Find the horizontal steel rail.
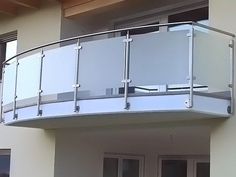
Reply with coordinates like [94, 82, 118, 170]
[192, 22, 235, 37]
[3, 21, 235, 65]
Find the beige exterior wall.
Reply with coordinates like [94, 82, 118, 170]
[209, 1, 236, 177]
[0, 125, 55, 177]
[0, 0, 62, 53]
[0, 1, 62, 177]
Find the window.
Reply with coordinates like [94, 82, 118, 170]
[103, 154, 144, 177]
[0, 31, 17, 79]
[0, 150, 11, 177]
[159, 156, 209, 177]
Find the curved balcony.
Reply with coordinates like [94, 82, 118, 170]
[1, 22, 235, 128]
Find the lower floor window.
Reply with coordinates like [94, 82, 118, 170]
[103, 154, 144, 177]
[160, 156, 210, 177]
[0, 150, 11, 177]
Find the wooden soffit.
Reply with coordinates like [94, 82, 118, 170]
[61, 0, 126, 18]
[0, 0, 40, 16]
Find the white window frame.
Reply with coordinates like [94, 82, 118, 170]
[158, 155, 209, 177]
[104, 153, 145, 177]
[0, 149, 10, 156]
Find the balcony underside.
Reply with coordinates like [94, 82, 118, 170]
[3, 91, 230, 129]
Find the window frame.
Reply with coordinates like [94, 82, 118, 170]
[158, 155, 210, 177]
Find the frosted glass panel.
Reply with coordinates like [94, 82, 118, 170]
[79, 37, 124, 98]
[193, 30, 231, 94]
[130, 31, 189, 90]
[42, 45, 77, 95]
[17, 53, 41, 100]
[3, 62, 16, 105]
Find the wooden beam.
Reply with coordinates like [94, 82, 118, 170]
[64, 0, 125, 18]
[62, 0, 93, 9]
[0, 1, 17, 16]
[8, 0, 40, 9]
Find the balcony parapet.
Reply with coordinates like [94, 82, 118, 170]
[1, 21, 235, 128]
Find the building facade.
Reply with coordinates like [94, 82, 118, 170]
[0, 0, 235, 177]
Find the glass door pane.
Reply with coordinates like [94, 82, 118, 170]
[196, 162, 210, 177]
[122, 159, 140, 177]
[161, 160, 187, 177]
[0, 155, 10, 177]
[103, 158, 118, 177]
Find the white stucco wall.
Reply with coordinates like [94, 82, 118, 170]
[0, 1, 62, 177]
[0, 125, 55, 177]
[54, 124, 210, 177]
[209, 1, 236, 177]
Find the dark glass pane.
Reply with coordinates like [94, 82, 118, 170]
[121, 23, 159, 36]
[0, 155, 10, 177]
[169, 7, 208, 23]
[161, 160, 187, 177]
[197, 162, 210, 177]
[122, 159, 139, 177]
[103, 158, 118, 177]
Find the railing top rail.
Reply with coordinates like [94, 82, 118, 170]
[192, 22, 235, 38]
[3, 21, 235, 65]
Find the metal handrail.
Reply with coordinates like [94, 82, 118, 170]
[192, 22, 235, 37]
[3, 21, 235, 65]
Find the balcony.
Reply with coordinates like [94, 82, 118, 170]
[1, 22, 235, 128]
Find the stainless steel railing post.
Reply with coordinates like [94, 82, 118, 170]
[185, 25, 194, 108]
[229, 39, 235, 114]
[13, 58, 19, 120]
[73, 39, 82, 112]
[122, 31, 132, 110]
[0, 65, 5, 123]
[37, 48, 45, 116]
